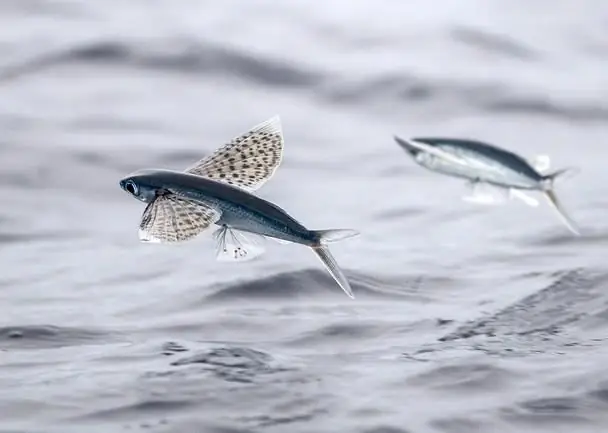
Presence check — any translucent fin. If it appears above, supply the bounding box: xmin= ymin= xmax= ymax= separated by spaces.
xmin=311 ymin=245 xmax=355 ymax=299
xmin=212 ymin=226 xmax=266 ymax=262
xmin=311 ymin=229 xmax=360 ymax=243
xmin=543 ymin=190 xmax=581 ymax=236
xmin=509 ymin=189 xmax=539 ymax=207
xmin=462 ymin=193 xmax=503 ymax=205
xmin=306 ymin=228 xmax=358 ymax=299
xmin=139 ymin=196 xmax=221 ymax=243
xmin=462 ymin=182 xmax=508 ymax=205
xmin=543 ymin=166 xmax=581 ymax=183
xmin=530 ymin=155 xmax=551 ymax=173
xmin=185 ymin=116 xmax=284 ymax=192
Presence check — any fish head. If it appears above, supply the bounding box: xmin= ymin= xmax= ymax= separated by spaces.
xmin=394 ymin=136 xmax=446 ymax=169
xmin=119 ymin=169 xmax=167 ymax=203
xmin=394 ymin=135 xmax=423 ymax=158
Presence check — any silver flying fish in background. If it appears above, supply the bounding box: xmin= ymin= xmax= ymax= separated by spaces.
xmin=119 ymin=117 xmax=359 ymax=298
xmin=393 ymin=136 xmax=580 ymax=235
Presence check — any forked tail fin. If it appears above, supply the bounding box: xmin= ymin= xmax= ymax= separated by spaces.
xmin=542 ymin=168 xmax=581 ymax=236
xmin=543 ymin=190 xmax=580 ymax=236
xmin=543 ymin=166 xmax=580 ymax=183
xmin=310 ymin=229 xmax=359 ymax=299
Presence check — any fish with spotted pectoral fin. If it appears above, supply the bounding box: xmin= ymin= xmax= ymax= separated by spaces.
xmin=393 ymin=136 xmax=581 ymax=235
xmin=119 ymin=116 xmax=359 ymax=298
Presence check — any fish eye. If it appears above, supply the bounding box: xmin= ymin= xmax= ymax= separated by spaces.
xmin=125 ymin=180 xmax=138 ymax=196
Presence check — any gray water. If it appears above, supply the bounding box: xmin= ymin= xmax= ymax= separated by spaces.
xmin=2 ymin=1 xmax=608 ymax=432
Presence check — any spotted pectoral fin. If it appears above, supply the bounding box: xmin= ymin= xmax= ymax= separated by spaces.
xmin=212 ymin=226 xmax=266 ymax=262
xmin=184 ymin=116 xmax=284 ymax=192
xmin=139 ymin=195 xmax=221 ymax=243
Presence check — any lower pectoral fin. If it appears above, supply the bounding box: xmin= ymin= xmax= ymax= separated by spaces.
xmin=462 ymin=181 xmax=508 ymax=205
xmin=139 ymin=195 xmax=221 ymax=243
xmin=212 ymin=226 xmax=267 ymax=262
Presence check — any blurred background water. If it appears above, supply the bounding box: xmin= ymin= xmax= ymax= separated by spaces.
xmin=2 ymin=1 xmax=608 ymax=432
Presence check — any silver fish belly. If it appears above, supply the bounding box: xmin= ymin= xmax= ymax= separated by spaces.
xmin=421 ymin=150 xmax=540 ymax=189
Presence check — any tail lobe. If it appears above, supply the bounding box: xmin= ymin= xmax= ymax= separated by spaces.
xmin=541 ymin=168 xmax=581 ymax=236
xmin=309 ymin=229 xmax=359 ymax=299
xmin=542 ymin=166 xmax=580 ymax=183
xmin=543 ymin=189 xmax=580 ymax=236
xmin=312 ymin=229 xmax=359 ymax=244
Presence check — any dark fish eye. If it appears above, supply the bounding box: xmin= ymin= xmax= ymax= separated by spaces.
xmin=125 ymin=180 xmax=138 ymax=196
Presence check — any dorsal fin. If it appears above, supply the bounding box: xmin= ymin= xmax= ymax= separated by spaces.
xmin=530 ymin=155 xmax=551 ymax=173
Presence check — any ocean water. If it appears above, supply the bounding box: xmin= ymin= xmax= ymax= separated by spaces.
xmin=2 ymin=1 xmax=608 ymax=432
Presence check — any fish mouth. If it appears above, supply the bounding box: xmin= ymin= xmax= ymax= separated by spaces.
xmin=119 ymin=179 xmax=134 ymax=196
xmin=393 ymin=135 xmax=421 ymax=156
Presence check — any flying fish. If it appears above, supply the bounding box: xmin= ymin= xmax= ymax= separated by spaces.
xmin=120 ymin=117 xmax=359 ymax=298
xmin=394 ymin=136 xmax=580 ymax=235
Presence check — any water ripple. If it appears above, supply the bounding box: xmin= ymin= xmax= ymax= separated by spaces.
xmin=0 ymin=325 xmax=112 ymax=349
xmin=451 ymin=26 xmax=539 ymax=60
xmin=439 ymin=268 xmax=603 ymax=342
xmin=2 ymin=38 xmax=606 ymax=125
xmin=203 ymin=268 xmax=419 ymax=303
xmin=170 ymin=346 xmax=292 ymax=383
xmin=0 ymin=40 xmax=324 ymax=88
xmin=406 ymin=362 xmax=518 ymax=391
